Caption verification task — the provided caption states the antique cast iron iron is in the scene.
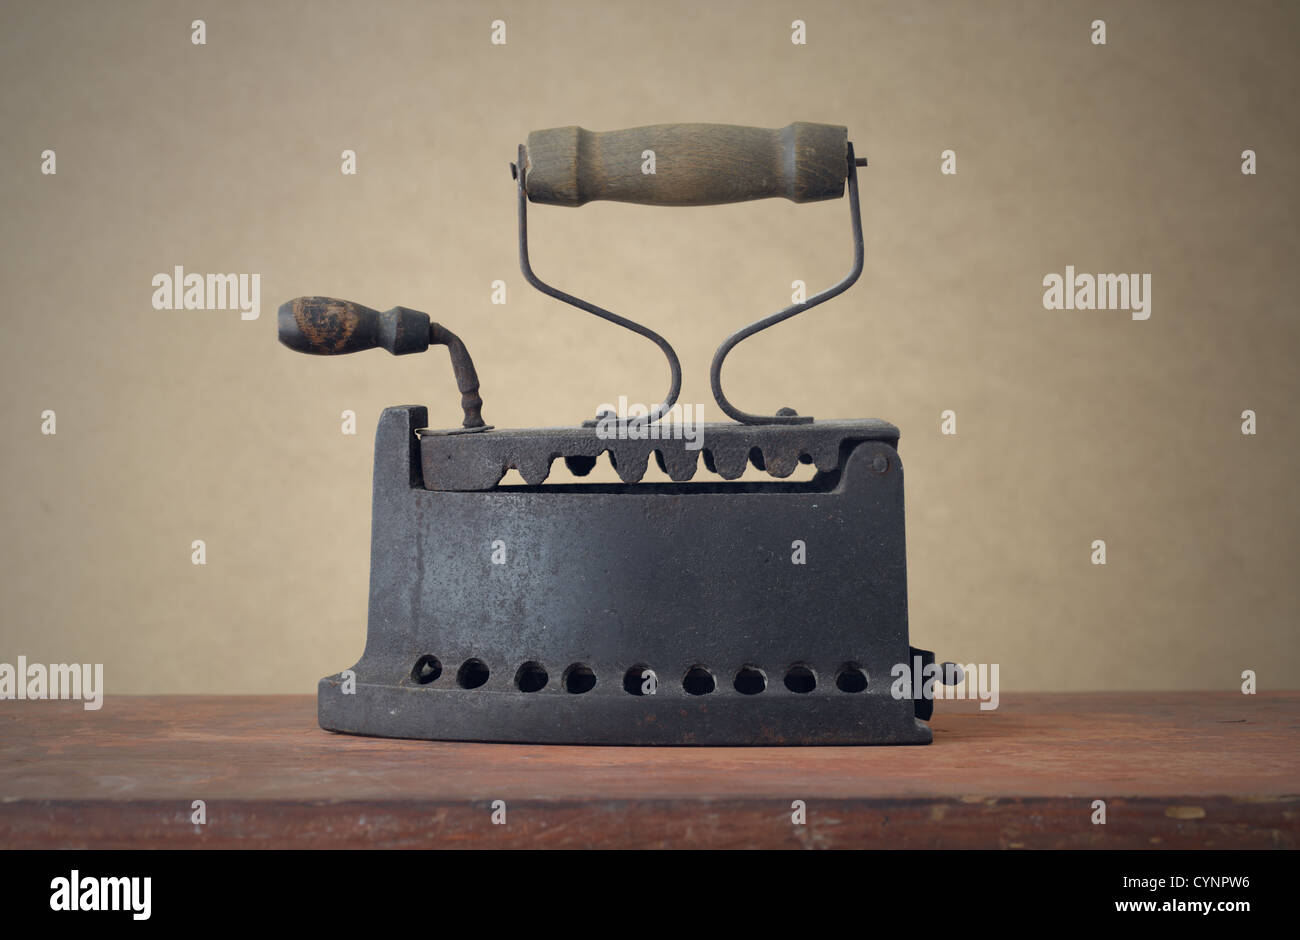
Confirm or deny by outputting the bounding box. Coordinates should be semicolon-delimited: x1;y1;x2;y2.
279;123;943;744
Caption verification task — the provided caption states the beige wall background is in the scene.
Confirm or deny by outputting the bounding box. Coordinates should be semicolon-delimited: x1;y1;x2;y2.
0;0;1295;693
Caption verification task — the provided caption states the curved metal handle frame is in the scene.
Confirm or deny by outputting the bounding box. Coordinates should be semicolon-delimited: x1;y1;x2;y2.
514;141;864;427
709;142;865;425
515;145;682;429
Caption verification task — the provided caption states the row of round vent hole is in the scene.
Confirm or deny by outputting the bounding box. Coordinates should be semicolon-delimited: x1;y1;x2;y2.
410;656;870;695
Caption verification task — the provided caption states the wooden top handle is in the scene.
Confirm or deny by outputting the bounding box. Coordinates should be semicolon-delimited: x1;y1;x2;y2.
522;122;849;207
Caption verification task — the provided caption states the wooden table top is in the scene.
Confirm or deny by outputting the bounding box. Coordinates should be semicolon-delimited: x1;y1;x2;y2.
2;692;1296;849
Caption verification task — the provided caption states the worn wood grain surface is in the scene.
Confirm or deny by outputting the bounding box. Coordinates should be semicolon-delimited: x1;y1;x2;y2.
524;123;848;206
1;693;1295;849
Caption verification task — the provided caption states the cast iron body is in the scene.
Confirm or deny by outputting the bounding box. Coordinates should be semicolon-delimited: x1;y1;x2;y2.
317;407;933;744
285;122;940;744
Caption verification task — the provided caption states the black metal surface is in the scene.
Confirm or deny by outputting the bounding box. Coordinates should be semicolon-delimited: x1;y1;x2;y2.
317;407;932;745
417;419;899;490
